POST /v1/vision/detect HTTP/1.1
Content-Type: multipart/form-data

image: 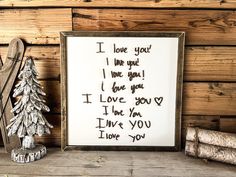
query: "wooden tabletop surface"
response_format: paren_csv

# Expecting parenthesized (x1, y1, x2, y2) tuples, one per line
(0, 148, 235, 177)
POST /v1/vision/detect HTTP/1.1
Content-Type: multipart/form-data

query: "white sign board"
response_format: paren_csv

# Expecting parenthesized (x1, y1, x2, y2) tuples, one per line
(61, 31, 185, 151)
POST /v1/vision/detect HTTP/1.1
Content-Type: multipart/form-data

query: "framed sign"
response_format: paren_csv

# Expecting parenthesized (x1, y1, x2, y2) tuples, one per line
(60, 31, 185, 151)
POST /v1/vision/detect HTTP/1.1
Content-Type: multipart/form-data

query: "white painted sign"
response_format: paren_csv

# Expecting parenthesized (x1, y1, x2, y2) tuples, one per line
(61, 32, 184, 150)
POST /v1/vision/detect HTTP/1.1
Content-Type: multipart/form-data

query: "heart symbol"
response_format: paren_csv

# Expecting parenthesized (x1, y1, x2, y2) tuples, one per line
(154, 97, 163, 106)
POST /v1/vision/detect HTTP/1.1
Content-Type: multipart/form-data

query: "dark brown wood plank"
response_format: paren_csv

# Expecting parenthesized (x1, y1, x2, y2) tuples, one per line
(182, 116, 220, 130)
(220, 118, 236, 133)
(35, 114, 61, 147)
(181, 115, 220, 147)
(0, 0, 236, 9)
(0, 9, 72, 44)
(38, 81, 60, 114)
(73, 9, 236, 45)
(1, 46, 236, 81)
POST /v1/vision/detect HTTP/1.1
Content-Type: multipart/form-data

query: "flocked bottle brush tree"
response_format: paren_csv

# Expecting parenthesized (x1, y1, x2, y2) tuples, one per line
(7, 56, 53, 163)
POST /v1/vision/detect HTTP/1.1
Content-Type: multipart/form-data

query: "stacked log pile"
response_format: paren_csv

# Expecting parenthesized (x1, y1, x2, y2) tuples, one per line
(185, 127, 236, 165)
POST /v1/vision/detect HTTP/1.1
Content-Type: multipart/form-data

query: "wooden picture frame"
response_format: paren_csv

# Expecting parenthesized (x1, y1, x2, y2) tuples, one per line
(60, 31, 185, 151)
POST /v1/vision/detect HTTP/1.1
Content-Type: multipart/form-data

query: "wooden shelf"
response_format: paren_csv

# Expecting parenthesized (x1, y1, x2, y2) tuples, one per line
(0, 148, 235, 176)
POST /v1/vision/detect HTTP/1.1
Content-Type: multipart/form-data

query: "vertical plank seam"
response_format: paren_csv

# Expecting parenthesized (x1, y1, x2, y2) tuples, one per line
(70, 8, 73, 31)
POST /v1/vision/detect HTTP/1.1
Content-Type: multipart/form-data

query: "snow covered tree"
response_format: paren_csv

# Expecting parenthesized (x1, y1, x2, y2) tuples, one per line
(7, 57, 53, 149)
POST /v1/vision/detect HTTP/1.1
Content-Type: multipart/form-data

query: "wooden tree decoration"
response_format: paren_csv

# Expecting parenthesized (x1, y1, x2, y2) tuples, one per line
(7, 57, 53, 163)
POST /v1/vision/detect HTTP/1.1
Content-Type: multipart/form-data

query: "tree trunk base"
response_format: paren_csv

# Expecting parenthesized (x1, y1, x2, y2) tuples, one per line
(11, 144, 47, 163)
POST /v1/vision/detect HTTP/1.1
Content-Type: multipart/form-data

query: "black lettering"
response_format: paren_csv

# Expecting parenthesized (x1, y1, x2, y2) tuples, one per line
(106, 133, 120, 140)
(103, 69, 106, 79)
(129, 120, 136, 130)
(100, 94, 126, 103)
(112, 82, 126, 93)
(131, 84, 144, 94)
(145, 121, 151, 128)
(129, 134, 146, 142)
(127, 58, 139, 70)
(96, 42, 105, 53)
(129, 107, 142, 117)
(129, 120, 151, 129)
(114, 58, 124, 66)
(102, 105, 108, 115)
(114, 44, 128, 53)
(135, 97, 151, 105)
(82, 94, 92, 103)
(106, 120, 118, 127)
(112, 105, 124, 116)
(111, 71, 123, 78)
(100, 94, 106, 103)
(137, 120, 143, 128)
(98, 130, 105, 139)
(134, 45, 152, 56)
(101, 81, 105, 91)
(128, 71, 141, 81)
(106, 57, 109, 65)
(96, 118, 105, 129)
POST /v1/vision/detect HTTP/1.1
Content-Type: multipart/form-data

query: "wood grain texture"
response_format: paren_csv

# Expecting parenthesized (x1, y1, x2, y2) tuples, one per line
(0, 4, 236, 150)
(0, 148, 236, 177)
(1, 46, 236, 81)
(184, 83, 236, 115)
(0, 9, 72, 44)
(73, 9, 236, 45)
(182, 116, 219, 139)
(220, 118, 236, 133)
(12, 82, 236, 115)
(1, 0, 236, 9)
(0, 38, 24, 152)
(185, 47, 236, 81)
(0, 46, 60, 80)
(183, 116, 220, 130)
(35, 114, 61, 147)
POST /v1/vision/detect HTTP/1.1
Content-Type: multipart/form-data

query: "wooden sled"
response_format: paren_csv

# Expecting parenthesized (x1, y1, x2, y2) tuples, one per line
(0, 38, 25, 153)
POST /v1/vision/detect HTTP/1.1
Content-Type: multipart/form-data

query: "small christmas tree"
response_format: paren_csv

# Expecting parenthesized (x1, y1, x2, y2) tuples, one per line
(7, 57, 53, 162)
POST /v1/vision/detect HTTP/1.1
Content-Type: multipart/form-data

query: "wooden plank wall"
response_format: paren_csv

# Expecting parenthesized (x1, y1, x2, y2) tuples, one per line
(0, 0, 236, 147)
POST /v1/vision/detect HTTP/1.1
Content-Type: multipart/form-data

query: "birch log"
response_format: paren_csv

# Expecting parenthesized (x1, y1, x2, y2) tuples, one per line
(185, 141, 236, 165)
(186, 127, 236, 149)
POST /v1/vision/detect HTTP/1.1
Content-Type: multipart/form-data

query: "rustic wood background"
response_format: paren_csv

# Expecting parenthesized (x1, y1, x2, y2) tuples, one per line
(0, 0, 236, 148)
